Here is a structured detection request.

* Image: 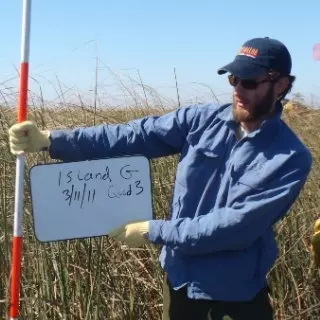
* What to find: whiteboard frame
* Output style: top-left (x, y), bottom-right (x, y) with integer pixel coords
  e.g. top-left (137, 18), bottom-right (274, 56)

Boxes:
top-left (28, 155), bottom-right (154, 243)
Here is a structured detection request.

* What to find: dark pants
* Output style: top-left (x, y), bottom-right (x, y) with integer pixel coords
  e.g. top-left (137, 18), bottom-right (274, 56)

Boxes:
top-left (162, 274), bottom-right (274, 320)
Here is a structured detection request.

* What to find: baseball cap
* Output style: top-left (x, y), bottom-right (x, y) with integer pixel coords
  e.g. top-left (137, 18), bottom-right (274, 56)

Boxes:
top-left (217, 37), bottom-right (292, 79)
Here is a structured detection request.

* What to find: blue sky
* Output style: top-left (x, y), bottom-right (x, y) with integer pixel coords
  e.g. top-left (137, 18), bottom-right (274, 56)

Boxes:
top-left (1, 1), bottom-right (320, 107)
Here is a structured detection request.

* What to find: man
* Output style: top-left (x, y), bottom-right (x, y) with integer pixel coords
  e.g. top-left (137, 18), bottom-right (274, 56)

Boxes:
top-left (9, 37), bottom-right (312, 320)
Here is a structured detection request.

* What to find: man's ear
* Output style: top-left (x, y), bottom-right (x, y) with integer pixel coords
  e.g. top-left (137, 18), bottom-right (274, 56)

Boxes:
top-left (275, 77), bottom-right (290, 99)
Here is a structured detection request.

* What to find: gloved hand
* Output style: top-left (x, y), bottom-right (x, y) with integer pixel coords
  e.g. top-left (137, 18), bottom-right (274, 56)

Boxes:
top-left (109, 220), bottom-right (150, 248)
top-left (310, 219), bottom-right (320, 266)
top-left (8, 120), bottom-right (51, 155)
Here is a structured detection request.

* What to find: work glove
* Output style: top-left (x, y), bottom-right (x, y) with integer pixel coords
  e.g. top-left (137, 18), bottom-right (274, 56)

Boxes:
top-left (8, 120), bottom-right (51, 155)
top-left (109, 220), bottom-right (150, 248)
top-left (310, 218), bottom-right (320, 266)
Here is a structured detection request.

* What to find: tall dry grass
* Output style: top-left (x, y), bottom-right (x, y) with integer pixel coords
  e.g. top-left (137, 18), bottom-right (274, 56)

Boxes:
top-left (0, 99), bottom-right (319, 319)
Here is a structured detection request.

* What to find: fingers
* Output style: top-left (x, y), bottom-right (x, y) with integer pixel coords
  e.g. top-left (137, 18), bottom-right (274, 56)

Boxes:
top-left (9, 124), bottom-right (31, 154)
top-left (8, 121), bottom-right (41, 154)
top-left (108, 225), bottom-right (126, 237)
top-left (10, 142), bottom-right (30, 154)
top-left (108, 224), bottom-right (131, 243)
top-left (113, 232), bottom-right (126, 242)
top-left (10, 148), bottom-right (25, 156)
top-left (9, 120), bottom-right (36, 136)
top-left (108, 220), bottom-right (138, 237)
top-left (10, 135), bottom-right (28, 145)
top-left (109, 228), bottom-right (126, 243)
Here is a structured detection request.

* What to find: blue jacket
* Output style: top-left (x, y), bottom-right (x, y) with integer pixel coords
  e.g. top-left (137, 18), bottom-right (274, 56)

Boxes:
top-left (49, 102), bottom-right (312, 301)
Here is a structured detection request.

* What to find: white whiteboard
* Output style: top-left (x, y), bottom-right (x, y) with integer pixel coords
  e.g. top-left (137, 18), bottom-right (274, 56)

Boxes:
top-left (29, 155), bottom-right (153, 242)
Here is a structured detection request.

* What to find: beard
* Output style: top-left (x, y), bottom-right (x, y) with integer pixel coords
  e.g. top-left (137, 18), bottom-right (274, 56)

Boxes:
top-left (232, 85), bottom-right (275, 123)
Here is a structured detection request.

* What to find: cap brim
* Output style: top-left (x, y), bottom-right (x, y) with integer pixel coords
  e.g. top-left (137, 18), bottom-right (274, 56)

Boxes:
top-left (217, 59), bottom-right (266, 79)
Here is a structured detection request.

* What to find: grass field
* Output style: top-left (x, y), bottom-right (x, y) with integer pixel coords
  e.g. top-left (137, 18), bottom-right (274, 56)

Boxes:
top-left (0, 101), bottom-right (320, 319)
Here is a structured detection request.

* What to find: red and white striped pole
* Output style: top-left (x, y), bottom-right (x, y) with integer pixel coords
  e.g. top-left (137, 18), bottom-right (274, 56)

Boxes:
top-left (10, 1), bottom-right (32, 319)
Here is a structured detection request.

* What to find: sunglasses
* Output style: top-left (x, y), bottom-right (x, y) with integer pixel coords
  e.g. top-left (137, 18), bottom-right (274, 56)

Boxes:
top-left (228, 74), bottom-right (271, 90)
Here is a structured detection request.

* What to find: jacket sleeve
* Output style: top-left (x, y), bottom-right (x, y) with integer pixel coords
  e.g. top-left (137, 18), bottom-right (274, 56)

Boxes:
top-left (48, 106), bottom-right (197, 162)
top-left (148, 151), bottom-right (312, 254)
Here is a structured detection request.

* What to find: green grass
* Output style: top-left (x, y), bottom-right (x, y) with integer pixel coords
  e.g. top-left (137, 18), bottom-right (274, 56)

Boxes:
top-left (0, 102), bottom-right (319, 319)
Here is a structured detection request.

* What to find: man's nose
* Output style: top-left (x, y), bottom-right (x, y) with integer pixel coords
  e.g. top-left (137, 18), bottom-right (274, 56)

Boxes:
top-left (234, 80), bottom-right (248, 95)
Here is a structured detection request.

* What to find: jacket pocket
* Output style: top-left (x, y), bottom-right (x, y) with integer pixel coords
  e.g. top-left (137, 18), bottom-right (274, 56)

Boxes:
top-left (176, 136), bottom-right (224, 188)
top-left (230, 158), bottom-right (268, 191)
top-left (188, 246), bottom-right (259, 286)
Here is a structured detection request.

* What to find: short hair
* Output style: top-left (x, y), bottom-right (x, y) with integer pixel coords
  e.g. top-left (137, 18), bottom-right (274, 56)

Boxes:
top-left (267, 69), bottom-right (296, 101)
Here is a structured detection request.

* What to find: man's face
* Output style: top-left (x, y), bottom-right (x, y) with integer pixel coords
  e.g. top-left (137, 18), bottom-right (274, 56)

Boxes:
top-left (231, 74), bottom-right (277, 123)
